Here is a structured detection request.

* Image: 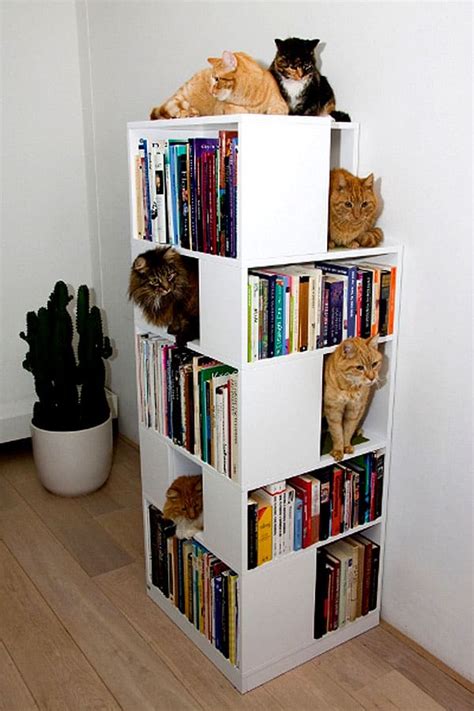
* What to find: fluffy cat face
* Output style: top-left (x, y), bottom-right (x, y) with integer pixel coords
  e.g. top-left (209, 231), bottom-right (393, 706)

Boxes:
top-left (273, 38), bottom-right (320, 80)
top-left (163, 474), bottom-right (203, 520)
top-left (333, 336), bottom-right (382, 388)
top-left (131, 248), bottom-right (176, 295)
top-left (330, 169), bottom-right (378, 231)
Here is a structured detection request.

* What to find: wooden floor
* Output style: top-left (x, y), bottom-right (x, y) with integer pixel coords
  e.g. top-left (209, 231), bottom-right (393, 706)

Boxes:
top-left (1, 437), bottom-right (472, 711)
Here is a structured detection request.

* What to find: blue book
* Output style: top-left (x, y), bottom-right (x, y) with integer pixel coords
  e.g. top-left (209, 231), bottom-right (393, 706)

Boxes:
top-left (168, 141), bottom-right (187, 245)
top-left (293, 491), bottom-right (303, 551)
top-left (319, 262), bottom-right (358, 338)
top-left (325, 277), bottom-right (344, 346)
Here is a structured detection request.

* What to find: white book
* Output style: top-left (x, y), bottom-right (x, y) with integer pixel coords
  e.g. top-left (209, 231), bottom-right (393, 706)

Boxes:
top-left (215, 387), bottom-right (224, 473)
top-left (221, 384), bottom-right (230, 477)
top-left (229, 374), bottom-right (239, 480)
top-left (248, 275), bottom-right (260, 362)
top-left (151, 141), bottom-right (168, 244)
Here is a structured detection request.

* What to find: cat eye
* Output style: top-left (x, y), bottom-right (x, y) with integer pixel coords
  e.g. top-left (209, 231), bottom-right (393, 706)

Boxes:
top-left (372, 361), bottom-right (379, 367)
top-left (345, 201), bottom-right (353, 208)
top-left (361, 201), bottom-right (368, 208)
top-left (356, 365), bottom-right (365, 370)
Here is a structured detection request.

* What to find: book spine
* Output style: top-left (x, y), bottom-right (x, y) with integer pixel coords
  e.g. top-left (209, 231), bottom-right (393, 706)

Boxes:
top-left (369, 544), bottom-right (380, 611)
top-left (388, 266), bottom-right (397, 335)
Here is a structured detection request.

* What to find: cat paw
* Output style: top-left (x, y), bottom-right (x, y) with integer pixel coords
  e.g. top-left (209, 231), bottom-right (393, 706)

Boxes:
top-left (348, 240), bottom-right (360, 249)
top-left (331, 448), bottom-right (344, 461)
top-left (344, 444), bottom-right (354, 454)
top-left (175, 521), bottom-right (201, 540)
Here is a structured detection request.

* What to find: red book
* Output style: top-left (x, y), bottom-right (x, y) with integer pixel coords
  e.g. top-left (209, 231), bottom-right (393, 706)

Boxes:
top-left (370, 469), bottom-right (377, 521)
top-left (289, 474), bottom-right (319, 546)
top-left (388, 266), bottom-right (397, 334)
top-left (331, 467), bottom-right (344, 536)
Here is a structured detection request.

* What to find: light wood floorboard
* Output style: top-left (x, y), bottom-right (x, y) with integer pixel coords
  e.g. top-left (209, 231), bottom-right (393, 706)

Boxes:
top-left (0, 642), bottom-right (39, 711)
top-left (1, 437), bottom-right (472, 711)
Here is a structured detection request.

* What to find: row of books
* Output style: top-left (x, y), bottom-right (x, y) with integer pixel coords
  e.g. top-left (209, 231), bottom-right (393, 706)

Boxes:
top-left (148, 505), bottom-right (239, 666)
top-left (136, 334), bottom-right (238, 479)
top-left (247, 451), bottom-right (384, 568)
top-left (314, 534), bottom-right (380, 638)
top-left (247, 260), bottom-right (397, 360)
top-left (134, 132), bottom-right (238, 257)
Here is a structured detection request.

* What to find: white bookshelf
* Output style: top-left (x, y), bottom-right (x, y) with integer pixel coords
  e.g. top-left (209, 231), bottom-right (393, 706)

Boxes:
top-left (127, 115), bottom-right (402, 693)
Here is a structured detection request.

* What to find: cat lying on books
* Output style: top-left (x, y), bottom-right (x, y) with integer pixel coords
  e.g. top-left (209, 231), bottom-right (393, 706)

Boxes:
top-left (323, 336), bottom-right (382, 461)
top-left (128, 246), bottom-right (199, 346)
top-left (163, 475), bottom-right (203, 539)
top-left (150, 50), bottom-right (288, 119)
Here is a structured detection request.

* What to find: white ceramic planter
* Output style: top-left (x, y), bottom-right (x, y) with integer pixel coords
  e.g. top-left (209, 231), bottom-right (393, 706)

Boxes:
top-left (31, 415), bottom-right (113, 496)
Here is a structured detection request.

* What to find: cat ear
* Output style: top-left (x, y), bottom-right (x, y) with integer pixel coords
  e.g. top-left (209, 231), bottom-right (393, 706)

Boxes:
top-left (366, 334), bottom-right (379, 349)
top-left (166, 487), bottom-right (180, 500)
top-left (363, 173), bottom-right (374, 188)
top-left (337, 172), bottom-right (347, 191)
top-left (221, 51), bottom-right (238, 71)
top-left (342, 339), bottom-right (356, 358)
top-left (275, 38), bottom-right (283, 49)
top-left (133, 256), bottom-right (147, 272)
top-left (194, 480), bottom-right (202, 493)
top-left (309, 39), bottom-right (320, 50)
top-left (207, 57), bottom-right (219, 67)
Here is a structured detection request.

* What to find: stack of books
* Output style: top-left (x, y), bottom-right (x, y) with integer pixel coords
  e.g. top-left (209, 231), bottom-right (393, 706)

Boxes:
top-left (148, 505), bottom-right (239, 666)
top-left (134, 132), bottom-right (238, 257)
top-left (247, 451), bottom-right (384, 569)
top-left (136, 334), bottom-right (238, 479)
top-left (247, 260), bottom-right (397, 360)
top-left (314, 534), bottom-right (380, 638)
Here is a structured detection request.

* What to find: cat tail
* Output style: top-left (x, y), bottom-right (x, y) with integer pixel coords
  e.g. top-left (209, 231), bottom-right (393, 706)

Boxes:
top-left (331, 110), bottom-right (351, 122)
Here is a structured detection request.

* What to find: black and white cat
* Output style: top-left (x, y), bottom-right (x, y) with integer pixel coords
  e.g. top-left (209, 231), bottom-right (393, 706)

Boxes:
top-left (269, 37), bottom-right (351, 121)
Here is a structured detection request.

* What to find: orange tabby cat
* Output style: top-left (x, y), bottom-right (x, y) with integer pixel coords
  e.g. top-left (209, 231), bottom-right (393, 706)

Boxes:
top-left (163, 474), bottom-right (203, 539)
top-left (150, 51), bottom-right (288, 119)
top-left (329, 168), bottom-right (383, 249)
top-left (323, 336), bottom-right (382, 461)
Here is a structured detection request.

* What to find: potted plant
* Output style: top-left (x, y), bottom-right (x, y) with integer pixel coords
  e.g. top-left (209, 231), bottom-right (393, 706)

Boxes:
top-left (19, 281), bottom-right (114, 496)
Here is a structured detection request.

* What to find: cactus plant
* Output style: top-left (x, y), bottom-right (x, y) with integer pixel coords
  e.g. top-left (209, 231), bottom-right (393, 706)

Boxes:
top-left (20, 281), bottom-right (112, 431)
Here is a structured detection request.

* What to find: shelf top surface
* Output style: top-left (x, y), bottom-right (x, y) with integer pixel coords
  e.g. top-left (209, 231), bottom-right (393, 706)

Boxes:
top-left (127, 115), bottom-right (359, 131)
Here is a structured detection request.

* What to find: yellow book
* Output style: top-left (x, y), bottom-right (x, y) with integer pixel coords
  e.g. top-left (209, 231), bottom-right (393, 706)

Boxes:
top-left (253, 493), bottom-right (273, 565)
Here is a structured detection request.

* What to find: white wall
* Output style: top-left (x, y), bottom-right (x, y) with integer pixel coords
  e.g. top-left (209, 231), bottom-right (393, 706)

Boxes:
top-left (0, 0), bottom-right (95, 440)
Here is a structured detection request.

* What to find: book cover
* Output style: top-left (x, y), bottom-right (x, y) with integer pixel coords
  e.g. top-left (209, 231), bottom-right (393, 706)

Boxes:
top-left (325, 552), bottom-right (341, 631)
top-left (250, 270), bottom-right (277, 358)
top-left (252, 493), bottom-right (273, 565)
top-left (324, 276), bottom-right (344, 346)
top-left (378, 269), bottom-right (391, 336)
top-left (388, 266), bottom-right (397, 334)
top-left (218, 130), bottom-right (238, 257)
top-left (319, 261), bottom-right (358, 338)
top-left (318, 468), bottom-right (332, 540)
top-left (373, 449), bottom-right (385, 519)
top-left (351, 533), bottom-right (373, 615)
top-left (331, 466), bottom-right (344, 536)
top-left (199, 364), bottom-right (235, 464)
top-left (293, 488), bottom-right (304, 551)
top-left (289, 474), bottom-right (319, 546)
top-left (369, 542), bottom-right (380, 611)
top-left (247, 497), bottom-right (258, 569)
top-left (359, 269), bottom-right (373, 338)
top-left (343, 536), bottom-right (366, 618)
top-left (314, 548), bottom-right (328, 639)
